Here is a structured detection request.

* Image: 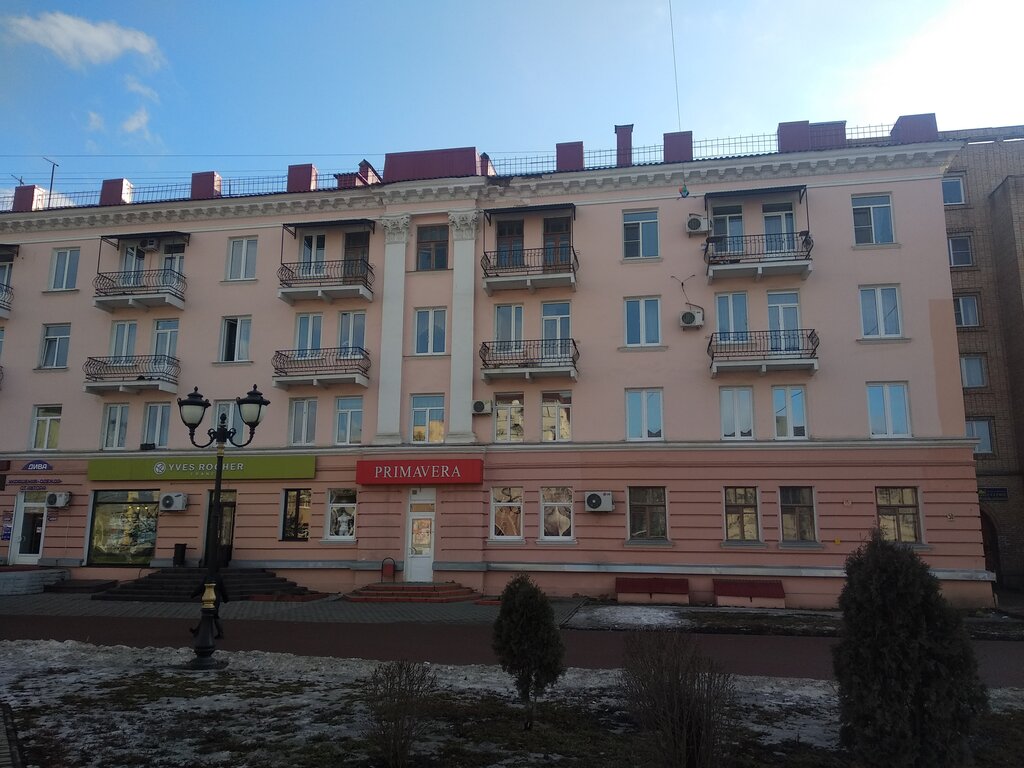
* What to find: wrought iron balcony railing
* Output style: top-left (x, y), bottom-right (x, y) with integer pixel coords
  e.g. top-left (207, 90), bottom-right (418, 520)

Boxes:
top-left (479, 338), bottom-right (580, 370)
top-left (272, 346), bottom-right (371, 377)
top-left (83, 354), bottom-right (180, 384)
top-left (704, 232), bottom-right (814, 264)
top-left (278, 259), bottom-right (374, 289)
top-left (481, 246), bottom-right (579, 277)
top-left (93, 269), bottom-right (187, 299)
top-left (707, 329), bottom-right (820, 362)
top-left (0, 282), bottom-right (11, 312)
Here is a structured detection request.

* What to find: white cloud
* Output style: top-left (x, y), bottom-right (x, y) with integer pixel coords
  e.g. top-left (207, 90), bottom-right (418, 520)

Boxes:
top-left (87, 111), bottom-right (105, 131)
top-left (121, 107), bottom-right (150, 136)
top-left (3, 11), bottom-right (162, 69)
top-left (124, 75), bottom-right (159, 102)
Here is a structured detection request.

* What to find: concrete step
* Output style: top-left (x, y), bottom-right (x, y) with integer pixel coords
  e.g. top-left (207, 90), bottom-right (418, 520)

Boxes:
top-left (44, 579), bottom-right (118, 594)
top-left (342, 581), bottom-right (480, 603)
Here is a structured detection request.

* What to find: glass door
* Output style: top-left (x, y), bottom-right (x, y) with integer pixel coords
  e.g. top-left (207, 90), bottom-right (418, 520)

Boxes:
top-left (110, 320), bottom-right (137, 366)
top-left (542, 302), bottom-right (570, 359)
top-left (768, 292), bottom-right (801, 352)
top-left (121, 247), bottom-right (145, 287)
top-left (11, 492), bottom-right (48, 565)
top-left (295, 313), bottom-right (322, 360)
top-left (300, 234), bottom-right (326, 278)
top-left (406, 490), bottom-right (435, 582)
top-left (763, 203), bottom-right (796, 257)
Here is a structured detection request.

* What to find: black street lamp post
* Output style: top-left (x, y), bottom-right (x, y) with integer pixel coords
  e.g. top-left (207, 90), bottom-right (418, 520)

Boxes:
top-left (177, 384), bottom-right (269, 669)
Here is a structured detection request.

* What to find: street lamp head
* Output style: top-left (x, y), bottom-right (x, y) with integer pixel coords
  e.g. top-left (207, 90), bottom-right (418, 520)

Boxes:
top-left (236, 385), bottom-right (270, 429)
top-left (177, 387), bottom-right (211, 430)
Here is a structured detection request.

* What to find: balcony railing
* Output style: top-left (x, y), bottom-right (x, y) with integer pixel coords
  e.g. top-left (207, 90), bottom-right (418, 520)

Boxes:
top-left (480, 247), bottom-right (578, 293)
top-left (272, 346), bottom-right (371, 388)
top-left (277, 259), bottom-right (374, 303)
top-left (83, 354), bottom-right (180, 393)
top-left (0, 283), bottom-right (11, 316)
top-left (479, 338), bottom-right (579, 380)
top-left (707, 330), bottom-right (819, 376)
top-left (93, 269), bottom-right (187, 310)
top-left (704, 232), bottom-right (814, 282)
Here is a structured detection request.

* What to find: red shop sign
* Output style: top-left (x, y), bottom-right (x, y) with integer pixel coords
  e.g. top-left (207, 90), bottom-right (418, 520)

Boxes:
top-left (356, 459), bottom-right (483, 485)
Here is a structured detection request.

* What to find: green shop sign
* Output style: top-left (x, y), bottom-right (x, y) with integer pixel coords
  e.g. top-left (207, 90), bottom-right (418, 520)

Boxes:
top-left (88, 455), bottom-right (316, 481)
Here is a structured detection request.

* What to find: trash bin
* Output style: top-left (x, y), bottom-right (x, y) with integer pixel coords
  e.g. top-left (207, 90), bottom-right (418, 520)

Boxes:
top-left (173, 543), bottom-right (187, 567)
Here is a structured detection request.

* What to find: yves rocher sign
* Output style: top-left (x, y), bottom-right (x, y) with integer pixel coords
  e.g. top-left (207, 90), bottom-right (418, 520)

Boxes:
top-left (356, 459), bottom-right (483, 485)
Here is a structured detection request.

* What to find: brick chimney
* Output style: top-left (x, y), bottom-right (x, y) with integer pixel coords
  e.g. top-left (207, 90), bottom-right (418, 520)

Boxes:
top-left (287, 164), bottom-right (318, 192)
top-left (556, 142), bottom-right (584, 172)
top-left (616, 124), bottom-right (634, 167)
top-left (12, 185), bottom-right (45, 212)
top-left (190, 171), bottom-right (222, 200)
top-left (100, 178), bottom-right (133, 206)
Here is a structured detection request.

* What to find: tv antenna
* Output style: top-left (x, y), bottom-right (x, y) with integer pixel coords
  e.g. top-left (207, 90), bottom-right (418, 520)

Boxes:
top-left (42, 157), bottom-right (59, 209)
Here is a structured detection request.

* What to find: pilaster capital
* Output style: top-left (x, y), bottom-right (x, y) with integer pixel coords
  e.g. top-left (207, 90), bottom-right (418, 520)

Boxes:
top-left (380, 214), bottom-right (411, 245)
top-left (448, 208), bottom-right (481, 242)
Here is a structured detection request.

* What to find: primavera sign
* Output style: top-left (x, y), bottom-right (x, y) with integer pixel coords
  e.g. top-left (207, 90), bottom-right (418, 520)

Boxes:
top-left (88, 455), bottom-right (315, 481)
top-left (356, 459), bottom-right (483, 485)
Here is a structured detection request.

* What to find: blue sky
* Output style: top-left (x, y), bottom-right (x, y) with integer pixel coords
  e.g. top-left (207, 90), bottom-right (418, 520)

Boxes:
top-left (1, 0), bottom-right (1021, 195)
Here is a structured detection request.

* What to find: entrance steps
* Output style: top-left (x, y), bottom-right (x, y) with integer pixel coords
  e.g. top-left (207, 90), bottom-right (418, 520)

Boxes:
top-left (343, 582), bottom-right (480, 603)
top-left (92, 567), bottom-right (325, 602)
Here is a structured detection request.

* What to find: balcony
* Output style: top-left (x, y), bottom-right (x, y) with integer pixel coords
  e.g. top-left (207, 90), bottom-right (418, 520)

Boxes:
top-left (272, 346), bottom-right (371, 389)
top-left (83, 355), bottom-right (180, 394)
top-left (704, 232), bottom-right (813, 282)
top-left (277, 260), bottom-right (374, 303)
top-left (93, 269), bottom-right (186, 311)
top-left (480, 247), bottom-right (578, 294)
top-left (479, 338), bottom-right (579, 381)
top-left (707, 330), bottom-right (819, 376)
top-left (0, 283), bottom-right (11, 319)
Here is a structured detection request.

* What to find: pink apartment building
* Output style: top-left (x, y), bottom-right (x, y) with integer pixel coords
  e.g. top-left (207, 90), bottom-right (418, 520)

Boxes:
top-left (0, 114), bottom-right (992, 608)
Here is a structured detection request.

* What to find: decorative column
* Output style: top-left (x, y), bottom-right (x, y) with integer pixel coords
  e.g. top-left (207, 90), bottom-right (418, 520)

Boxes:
top-left (373, 214), bottom-right (411, 445)
top-left (446, 208), bottom-right (481, 444)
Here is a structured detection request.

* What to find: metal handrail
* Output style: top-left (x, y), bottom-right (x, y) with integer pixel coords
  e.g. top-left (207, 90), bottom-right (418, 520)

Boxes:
top-left (479, 338), bottom-right (580, 369)
top-left (0, 282), bottom-right (12, 311)
top-left (272, 346), bottom-right (371, 377)
top-left (83, 354), bottom-right (180, 382)
top-left (707, 329), bottom-right (819, 361)
top-left (480, 246), bottom-right (579, 277)
top-left (277, 259), bottom-right (374, 289)
top-left (704, 232), bottom-right (814, 264)
top-left (93, 269), bottom-right (187, 299)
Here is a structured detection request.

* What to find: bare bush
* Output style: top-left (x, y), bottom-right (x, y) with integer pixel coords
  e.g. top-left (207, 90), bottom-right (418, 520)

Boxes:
top-left (620, 631), bottom-right (735, 768)
top-left (363, 659), bottom-right (439, 768)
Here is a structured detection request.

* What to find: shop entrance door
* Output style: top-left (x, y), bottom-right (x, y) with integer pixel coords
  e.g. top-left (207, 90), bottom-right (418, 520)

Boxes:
top-left (406, 489), bottom-right (435, 582)
top-left (204, 490), bottom-right (237, 567)
top-left (11, 492), bottom-right (48, 565)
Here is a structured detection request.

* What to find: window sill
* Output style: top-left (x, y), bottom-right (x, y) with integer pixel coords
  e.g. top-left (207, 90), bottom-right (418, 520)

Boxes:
top-left (624, 538), bottom-right (673, 547)
top-left (621, 257), bottom-right (663, 264)
top-left (617, 345), bottom-right (667, 352)
top-left (956, 325), bottom-right (983, 332)
top-left (534, 538), bottom-right (577, 546)
top-left (857, 336), bottom-right (911, 344)
top-left (851, 243), bottom-right (901, 250)
top-left (720, 540), bottom-right (767, 548)
top-left (221, 278), bottom-right (258, 284)
top-left (212, 360), bottom-right (254, 366)
top-left (773, 436), bottom-right (809, 442)
top-left (318, 538), bottom-right (357, 546)
top-left (870, 434), bottom-right (914, 440)
top-left (778, 541), bottom-right (824, 550)
top-left (279, 538), bottom-right (311, 544)
top-left (626, 438), bottom-right (665, 443)
top-left (487, 538), bottom-right (526, 546)
top-left (34, 366), bottom-right (69, 371)
top-left (42, 288), bottom-right (79, 294)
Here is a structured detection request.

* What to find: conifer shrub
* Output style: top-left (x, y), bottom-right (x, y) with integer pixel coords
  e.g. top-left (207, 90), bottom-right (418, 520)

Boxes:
top-left (833, 529), bottom-right (987, 767)
top-left (363, 659), bottom-right (438, 768)
top-left (492, 574), bottom-right (566, 729)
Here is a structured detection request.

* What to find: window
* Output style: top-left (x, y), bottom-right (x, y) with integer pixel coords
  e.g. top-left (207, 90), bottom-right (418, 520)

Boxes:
top-left (542, 302), bottom-right (571, 357)
top-left (110, 320), bottom-right (137, 364)
top-left (89, 490), bottom-right (160, 566)
top-left (300, 234), bottom-right (326, 276)
top-left (852, 194), bottom-right (894, 245)
top-left (948, 236), bottom-right (973, 267)
top-left (102, 404), bottom-right (129, 450)
top-left (153, 319), bottom-right (179, 360)
top-left (213, 400), bottom-right (245, 443)
top-left (966, 419), bottom-right (993, 455)
top-left (623, 211), bottom-right (659, 259)
top-left (414, 308), bottom-right (446, 355)
top-left (495, 304), bottom-right (523, 353)
top-left (541, 391), bottom-right (571, 442)
top-left (712, 205), bottom-right (744, 253)
top-left (763, 202), bottom-right (796, 254)
top-left (31, 405), bottom-right (61, 450)
top-left (720, 387), bottom-right (753, 440)
top-left (161, 243), bottom-right (184, 279)
top-left (411, 395), bottom-right (444, 443)
top-left (626, 389), bottom-right (663, 440)
top-left (859, 286), bottom-right (902, 338)
top-left (942, 177), bottom-right (965, 205)
top-left (716, 292), bottom-right (748, 341)
top-left (220, 316), bottom-right (251, 361)
top-left (335, 396), bottom-right (363, 445)
top-left (49, 248), bottom-right (79, 290)
top-left (416, 225), bottom-right (448, 270)
top-left (624, 297), bottom-right (661, 346)
top-left (344, 231), bottom-right (369, 263)
top-left (773, 385), bottom-right (807, 439)
top-left (953, 296), bottom-right (980, 328)
top-left (543, 217), bottom-right (572, 267)
top-left (867, 382), bottom-right (910, 438)
top-left (282, 489), bottom-right (311, 541)
top-left (295, 313), bottom-right (322, 358)
top-left (780, 486), bottom-right (815, 542)
top-left (326, 489), bottom-right (356, 539)
top-left (339, 311), bottom-right (366, 353)
top-left (142, 403), bottom-right (171, 448)
top-left (289, 398), bottom-right (317, 446)
top-left (725, 486), bottom-right (759, 542)
top-left (227, 238), bottom-right (257, 280)
top-left (876, 487), bottom-right (920, 543)
top-left (40, 323), bottom-right (70, 368)
top-left (628, 486), bottom-right (667, 541)
top-left (496, 220), bottom-right (524, 267)
top-left (541, 487), bottom-right (573, 539)
top-left (491, 486), bottom-right (523, 539)
top-left (495, 393), bottom-right (525, 443)
top-left (960, 355), bottom-right (987, 388)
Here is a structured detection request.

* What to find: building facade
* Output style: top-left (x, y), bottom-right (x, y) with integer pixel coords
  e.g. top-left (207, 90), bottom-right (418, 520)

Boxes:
top-left (0, 114), bottom-right (992, 608)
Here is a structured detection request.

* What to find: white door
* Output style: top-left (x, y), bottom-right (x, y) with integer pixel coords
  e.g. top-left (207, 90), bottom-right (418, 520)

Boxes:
top-left (768, 292), bottom-right (801, 351)
top-left (542, 302), bottom-right (570, 359)
top-left (121, 247), bottom-right (145, 286)
top-left (11, 491), bottom-right (48, 565)
top-left (300, 234), bottom-right (326, 277)
top-left (406, 489), bottom-right (435, 582)
top-left (763, 204), bottom-right (796, 257)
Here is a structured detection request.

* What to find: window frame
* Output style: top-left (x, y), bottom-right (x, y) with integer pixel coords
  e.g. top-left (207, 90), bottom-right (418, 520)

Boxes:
top-left (289, 398), bottom-right (318, 446)
top-left (411, 394), bottom-right (445, 444)
top-left (226, 237), bottom-right (257, 281)
top-left (960, 355), bottom-right (987, 389)
top-left (867, 382), bottom-right (911, 438)
top-left (624, 296), bottom-right (661, 346)
top-left (414, 307), bottom-right (447, 355)
top-left (779, 486), bottom-right (816, 543)
top-left (49, 248), bottom-right (80, 291)
top-left (142, 402), bottom-right (171, 448)
top-left (281, 488), bottom-right (312, 541)
top-left (213, 400), bottom-right (245, 447)
top-left (416, 225), bottom-right (449, 271)
top-left (622, 210), bottom-right (660, 259)
top-left (335, 395), bottom-right (363, 445)
top-left (490, 486), bottom-right (524, 540)
top-left (494, 393), bottom-right (525, 443)
top-left (627, 486), bottom-right (667, 542)
top-left (942, 177), bottom-right (965, 206)
top-left (102, 403), bottom-right (130, 450)
top-left (541, 391), bottom-right (572, 442)
top-left (772, 385), bottom-right (807, 439)
top-left (720, 387), bottom-right (754, 440)
top-left (948, 235), bottom-right (973, 267)
top-left (625, 388), bottom-right (664, 441)
top-left (851, 194), bottom-right (894, 245)
top-left (966, 419), bottom-right (993, 455)
top-left (540, 486), bottom-right (574, 540)
top-left (724, 486), bottom-right (761, 543)
top-left (39, 323), bottom-right (71, 369)
top-left (219, 316), bottom-right (252, 362)
top-left (325, 488), bottom-right (357, 540)
top-left (859, 285), bottom-right (902, 339)
top-left (953, 295), bottom-right (980, 328)
top-left (876, 486), bottom-right (921, 544)
top-left (31, 405), bottom-right (61, 450)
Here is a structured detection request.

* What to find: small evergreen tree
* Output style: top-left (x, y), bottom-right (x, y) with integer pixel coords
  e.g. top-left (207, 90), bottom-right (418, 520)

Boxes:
top-left (492, 574), bottom-right (565, 729)
top-left (833, 529), bottom-right (987, 768)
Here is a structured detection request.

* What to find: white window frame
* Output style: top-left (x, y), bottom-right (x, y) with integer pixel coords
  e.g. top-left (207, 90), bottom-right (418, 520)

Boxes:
top-left (299, 233), bottom-right (327, 277)
top-left (414, 307), bottom-right (447, 355)
top-left (867, 382), bottom-right (911, 438)
top-left (541, 391), bottom-right (572, 442)
top-left (626, 388), bottom-right (663, 441)
top-left (948, 235), bottom-right (973, 267)
top-left (494, 393), bottom-right (525, 443)
top-left (31, 405), bottom-right (61, 450)
top-left (153, 318), bottom-right (179, 359)
top-left (966, 419), bottom-right (993, 455)
top-left (772, 385), bottom-right (807, 439)
top-left (219, 316), bottom-right (251, 362)
top-left (142, 402), bottom-right (171, 448)
top-left (712, 205), bottom-right (744, 254)
top-left (411, 394), bottom-right (445, 444)
top-left (624, 297), bottom-right (661, 346)
top-left (490, 486), bottom-right (523, 540)
top-left (623, 210), bottom-right (659, 259)
top-left (326, 488), bottom-right (357, 540)
top-left (859, 285), bottom-right (902, 338)
top-left (540, 486), bottom-right (574, 540)
top-left (960, 355), bottom-right (987, 388)
top-left (942, 177), bottom-right (965, 206)
top-left (49, 248), bottom-right (79, 290)
top-left (953, 295), bottom-right (980, 328)
top-left (102, 403), bottom-right (130, 450)
top-left (110, 320), bottom-right (137, 364)
top-left (716, 292), bottom-right (749, 340)
top-left (213, 400), bottom-right (245, 447)
top-left (289, 398), bottom-right (318, 446)
top-left (339, 310), bottom-right (366, 354)
top-left (40, 323), bottom-right (71, 369)
top-left (720, 387), bottom-right (754, 440)
top-left (226, 237), bottom-right (257, 280)
top-left (852, 194), bottom-right (894, 245)
top-left (335, 396), bottom-right (363, 445)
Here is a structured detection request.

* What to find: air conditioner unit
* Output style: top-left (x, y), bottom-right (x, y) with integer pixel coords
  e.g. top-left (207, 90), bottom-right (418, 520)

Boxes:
top-left (139, 237), bottom-right (160, 252)
top-left (472, 399), bottom-right (493, 415)
top-left (584, 491), bottom-right (614, 512)
top-left (679, 308), bottom-right (705, 329)
top-left (159, 492), bottom-right (188, 511)
top-left (686, 213), bottom-right (710, 234)
top-left (45, 491), bottom-right (71, 508)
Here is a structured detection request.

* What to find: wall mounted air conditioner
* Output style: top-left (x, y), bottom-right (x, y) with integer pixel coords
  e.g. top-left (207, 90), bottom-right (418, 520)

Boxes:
top-left (472, 399), bottom-right (493, 415)
top-left (584, 491), bottom-right (614, 512)
top-left (686, 213), bottom-right (710, 234)
top-left (159, 492), bottom-right (188, 511)
top-left (679, 308), bottom-right (705, 329)
top-left (139, 237), bottom-right (161, 252)
top-left (45, 491), bottom-right (71, 508)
